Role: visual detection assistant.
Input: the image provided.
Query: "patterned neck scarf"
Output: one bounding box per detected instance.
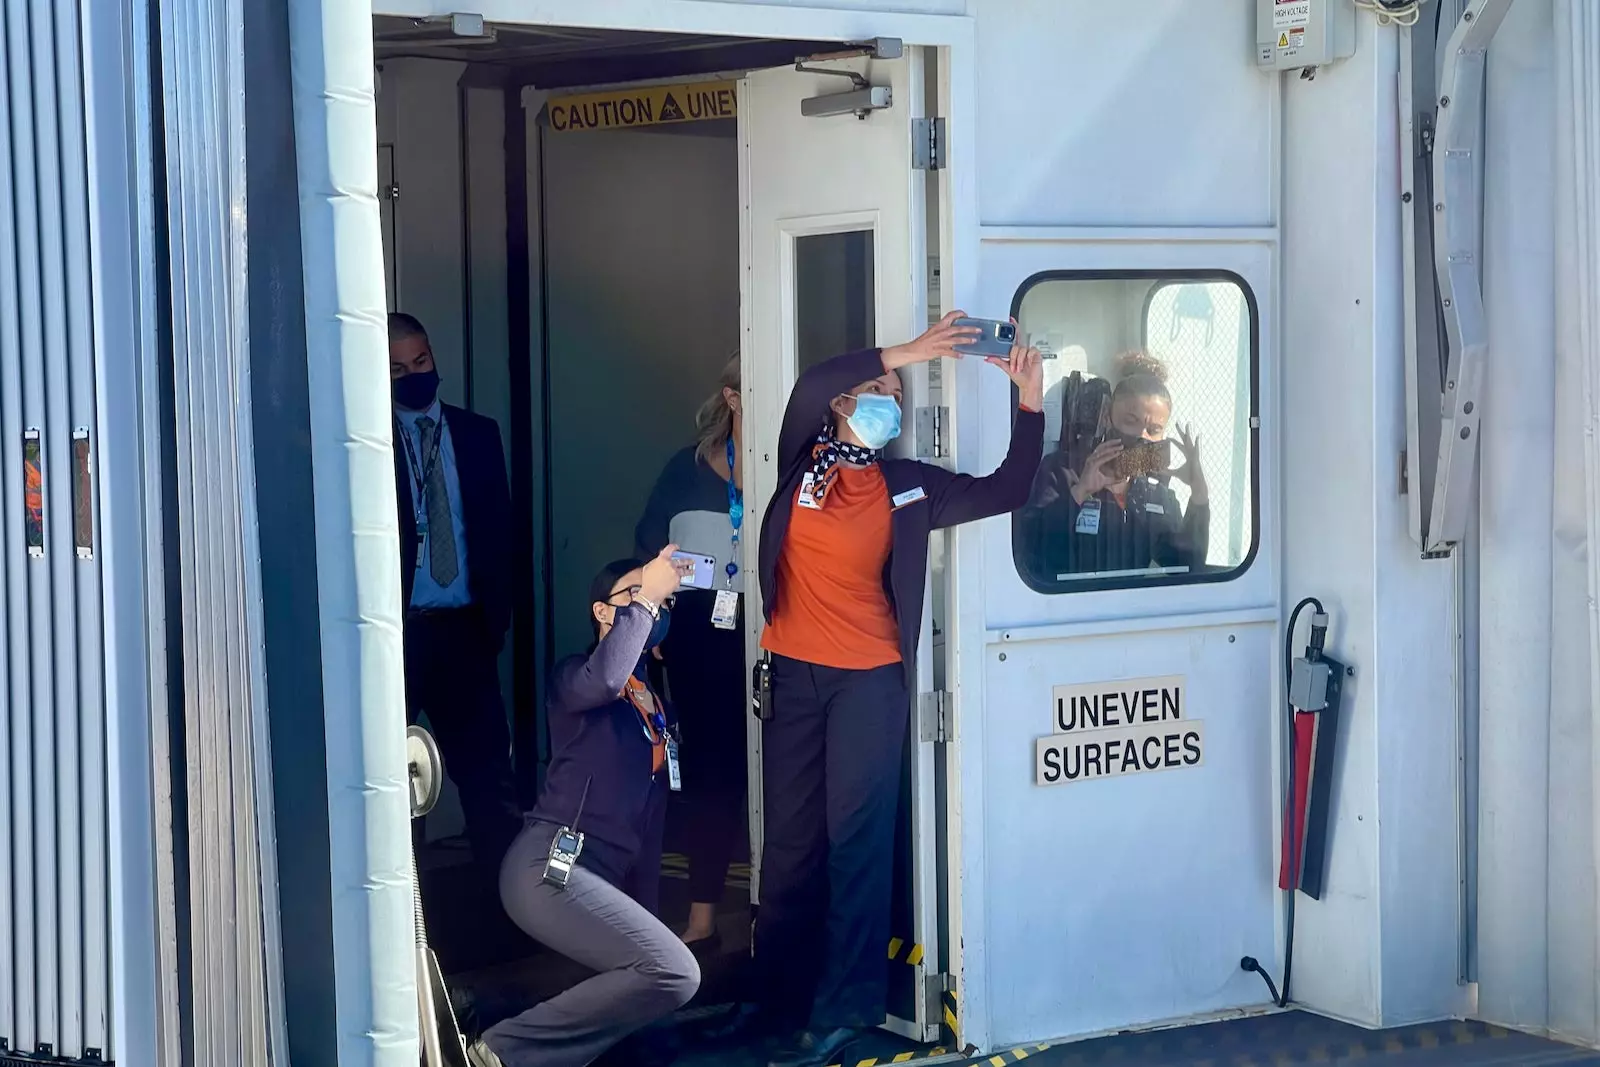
[805,422,882,509]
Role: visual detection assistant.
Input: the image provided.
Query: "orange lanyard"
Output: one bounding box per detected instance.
[624,677,666,774]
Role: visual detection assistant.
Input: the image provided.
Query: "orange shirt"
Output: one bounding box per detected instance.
[761,464,901,670]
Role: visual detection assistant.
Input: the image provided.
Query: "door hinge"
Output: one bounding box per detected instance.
[915,405,949,460]
[919,690,953,743]
[912,116,946,171]
[1399,449,1409,495]
[923,971,955,1021]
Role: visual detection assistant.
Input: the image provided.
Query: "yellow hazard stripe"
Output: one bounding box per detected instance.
[885,936,925,966]
[822,1048,947,1067]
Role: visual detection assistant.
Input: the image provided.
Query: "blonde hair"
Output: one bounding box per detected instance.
[694,353,742,464]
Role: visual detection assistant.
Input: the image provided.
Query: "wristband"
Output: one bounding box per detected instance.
[631,594,660,619]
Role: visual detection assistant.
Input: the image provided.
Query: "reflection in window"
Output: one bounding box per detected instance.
[794,229,875,372]
[1011,274,1256,594]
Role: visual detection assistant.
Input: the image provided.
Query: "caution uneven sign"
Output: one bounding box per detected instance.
[549,81,737,133]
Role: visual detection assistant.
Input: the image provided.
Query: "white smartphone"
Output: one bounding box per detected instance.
[671,550,717,590]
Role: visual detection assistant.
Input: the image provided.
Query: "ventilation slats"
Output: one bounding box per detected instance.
[0,1,112,1063]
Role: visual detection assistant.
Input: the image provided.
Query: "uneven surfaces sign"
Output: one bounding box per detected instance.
[1035,675,1204,785]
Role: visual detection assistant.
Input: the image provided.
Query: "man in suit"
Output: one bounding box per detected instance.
[390,312,521,881]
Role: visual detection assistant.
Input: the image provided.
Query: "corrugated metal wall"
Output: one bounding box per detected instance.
[155,0,281,1060]
[0,2,111,1062]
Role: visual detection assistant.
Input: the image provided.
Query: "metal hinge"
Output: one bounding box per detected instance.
[923,971,955,1021]
[919,690,953,743]
[915,405,949,459]
[912,116,945,171]
[1399,449,1409,495]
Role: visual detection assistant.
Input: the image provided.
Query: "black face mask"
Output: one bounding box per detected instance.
[393,369,441,411]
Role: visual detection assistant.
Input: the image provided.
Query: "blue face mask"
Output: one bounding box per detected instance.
[845,393,902,451]
[646,606,672,652]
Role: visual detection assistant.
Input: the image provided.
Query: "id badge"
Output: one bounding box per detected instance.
[797,473,821,510]
[1075,499,1102,536]
[665,738,682,792]
[711,589,739,630]
[414,530,427,569]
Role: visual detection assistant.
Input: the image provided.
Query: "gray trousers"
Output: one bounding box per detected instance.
[483,822,700,1067]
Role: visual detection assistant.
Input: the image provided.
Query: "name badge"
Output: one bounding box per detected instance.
[891,486,927,509]
[414,530,427,569]
[1075,499,1102,536]
[797,473,822,510]
[665,738,682,792]
[711,589,740,631]
[1144,502,1166,515]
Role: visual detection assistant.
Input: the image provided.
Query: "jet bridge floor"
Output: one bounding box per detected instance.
[421,837,1599,1067]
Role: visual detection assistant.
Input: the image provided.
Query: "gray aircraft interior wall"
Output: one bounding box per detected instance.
[378,59,514,842]
[544,120,741,661]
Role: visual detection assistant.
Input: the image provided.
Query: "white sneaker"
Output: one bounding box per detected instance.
[466,1038,505,1067]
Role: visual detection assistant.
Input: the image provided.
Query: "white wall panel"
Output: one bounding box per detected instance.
[973,0,1274,228]
[980,621,1277,1046]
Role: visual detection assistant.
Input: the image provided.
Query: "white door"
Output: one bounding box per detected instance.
[738,48,946,1043]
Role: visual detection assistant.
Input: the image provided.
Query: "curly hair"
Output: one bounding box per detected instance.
[1110,349,1171,407]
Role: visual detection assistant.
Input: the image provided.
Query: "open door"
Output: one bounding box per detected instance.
[738,45,946,1042]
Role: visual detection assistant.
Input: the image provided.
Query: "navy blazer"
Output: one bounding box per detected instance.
[394,403,514,650]
[757,348,1044,691]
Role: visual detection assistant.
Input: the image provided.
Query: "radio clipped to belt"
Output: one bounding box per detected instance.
[751,652,774,721]
[544,778,589,890]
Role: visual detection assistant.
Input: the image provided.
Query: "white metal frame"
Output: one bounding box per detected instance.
[744,207,884,905]
[370,0,980,1045]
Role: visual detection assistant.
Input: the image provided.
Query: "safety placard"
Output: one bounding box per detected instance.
[1273,0,1311,29]
[1034,675,1203,785]
[549,81,737,133]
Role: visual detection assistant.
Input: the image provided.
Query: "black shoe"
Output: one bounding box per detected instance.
[699,1002,784,1043]
[767,1027,862,1067]
[685,930,723,960]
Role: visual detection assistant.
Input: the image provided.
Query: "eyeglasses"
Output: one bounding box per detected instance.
[606,586,674,609]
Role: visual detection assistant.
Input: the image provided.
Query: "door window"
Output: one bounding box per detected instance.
[1010,271,1259,594]
[794,229,875,371]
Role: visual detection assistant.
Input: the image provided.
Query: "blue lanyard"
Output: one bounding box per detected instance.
[726,436,743,584]
[627,678,669,743]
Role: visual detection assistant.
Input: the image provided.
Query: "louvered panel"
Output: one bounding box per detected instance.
[156,0,275,1061]
[0,1,110,1064]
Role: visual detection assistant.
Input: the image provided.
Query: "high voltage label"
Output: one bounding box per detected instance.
[549,81,737,132]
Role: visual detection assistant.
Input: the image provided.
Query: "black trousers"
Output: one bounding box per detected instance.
[661,608,747,905]
[404,607,522,879]
[755,655,907,1031]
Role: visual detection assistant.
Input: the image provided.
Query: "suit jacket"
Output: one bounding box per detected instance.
[395,403,514,650]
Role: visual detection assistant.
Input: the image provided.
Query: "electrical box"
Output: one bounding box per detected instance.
[1255,0,1357,72]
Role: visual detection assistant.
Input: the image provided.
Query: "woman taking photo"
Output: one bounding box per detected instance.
[636,355,748,951]
[753,312,1044,1067]
[1017,350,1209,579]
[471,547,699,1067]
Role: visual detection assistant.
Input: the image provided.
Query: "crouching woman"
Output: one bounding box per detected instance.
[472,547,700,1067]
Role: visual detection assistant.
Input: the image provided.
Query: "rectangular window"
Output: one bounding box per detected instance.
[1011,271,1258,594]
[794,229,875,372]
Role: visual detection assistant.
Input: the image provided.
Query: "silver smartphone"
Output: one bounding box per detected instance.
[671,550,717,590]
[952,317,1018,358]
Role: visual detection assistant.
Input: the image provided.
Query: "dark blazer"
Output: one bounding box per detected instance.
[1017,453,1210,582]
[530,604,674,907]
[757,348,1044,691]
[394,403,514,650]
